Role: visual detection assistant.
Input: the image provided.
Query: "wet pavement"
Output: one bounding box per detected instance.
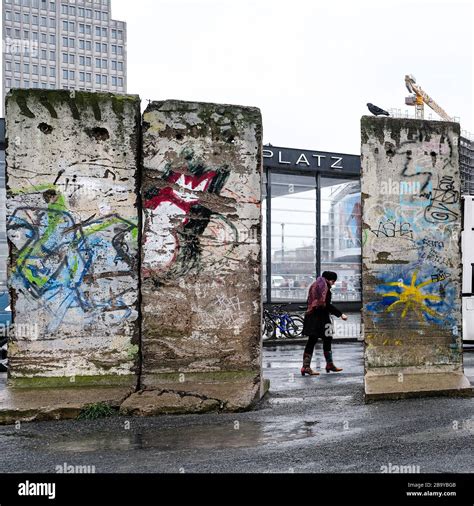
[1,343,473,473]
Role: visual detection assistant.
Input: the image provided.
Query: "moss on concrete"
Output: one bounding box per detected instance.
[8,374,137,389]
[142,370,260,383]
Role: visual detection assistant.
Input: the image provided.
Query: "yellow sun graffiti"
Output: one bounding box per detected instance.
[382,270,442,320]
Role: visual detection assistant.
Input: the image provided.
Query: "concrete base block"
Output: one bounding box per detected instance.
[0,375,134,425]
[122,373,268,415]
[365,372,473,401]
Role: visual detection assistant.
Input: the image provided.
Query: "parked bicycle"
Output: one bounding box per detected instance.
[262,305,304,340]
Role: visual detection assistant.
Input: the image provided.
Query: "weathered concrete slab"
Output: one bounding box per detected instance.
[361,117,471,399]
[0,374,133,425]
[140,100,263,412]
[6,90,141,387]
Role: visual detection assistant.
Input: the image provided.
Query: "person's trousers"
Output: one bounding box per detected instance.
[304,333,332,355]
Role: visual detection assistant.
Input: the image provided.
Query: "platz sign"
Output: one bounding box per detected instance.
[263,146,360,174]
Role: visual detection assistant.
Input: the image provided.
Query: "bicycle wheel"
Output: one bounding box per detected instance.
[283,315,305,338]
[262,316,276,340]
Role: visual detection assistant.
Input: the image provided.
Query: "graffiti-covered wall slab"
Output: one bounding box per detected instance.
[136,100,263,412]
[6,90,140,386]
[361,117,471,399]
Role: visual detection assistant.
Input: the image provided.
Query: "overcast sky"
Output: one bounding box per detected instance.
[110,0,473,155]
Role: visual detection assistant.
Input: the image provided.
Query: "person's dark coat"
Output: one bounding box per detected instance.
[303,281,342,337]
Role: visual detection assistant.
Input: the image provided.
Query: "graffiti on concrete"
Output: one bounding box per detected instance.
[143,148,238,279]
[8,184,138,333]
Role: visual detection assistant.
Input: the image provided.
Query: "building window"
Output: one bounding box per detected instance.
[69,21,75,31]
[79,23,85,33]
[14,11,21,22]
[112,76,117,86]
[111,44,117,54]
[62,37,68,47]
[41,33,47,43]
[85,24,91,35]
[85,9,92,18]
[24,80,30,88]
[117,30,123,40]
[41,65,46,76]
[62,20,68,31]
[69,5,75,15]
[95,26,101,37]
[95,42,101,52]
[41,49,47,59]
[50,66,55,77]
[41,16,47,26]
[24,63,30,73]
[86,56,91,66]
[79,72,85,81]
[49,17,55,27]
[23,13,30,22]
[118,77,123,87]
[69,70,75,79]
[78,7,84,17]
[102,75,107,85]
[63,69,68,79]
[79,55,85,65]
[94,10,101,20]
[111,60,117,70]
[49,50,55,60]
[69,37,75,48]
[32,64,38,74]
[101,27,107,37]
[32,31,39,41]
[61,5,67,15]
[86,41,91,50]
[102,11,108,21]
[112,29,117,39]
[50,34,55,44]
[118,62,123,72]
[62,53,68,63]
[95,58,101,68]
[86,73,91,82]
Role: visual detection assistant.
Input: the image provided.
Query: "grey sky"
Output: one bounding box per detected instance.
[112,0,473,155]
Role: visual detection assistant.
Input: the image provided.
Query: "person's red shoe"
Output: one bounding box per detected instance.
[325,363,343,373]
[301,367,320,376]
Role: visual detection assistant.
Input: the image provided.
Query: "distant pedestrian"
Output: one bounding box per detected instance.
[301,271,348,376]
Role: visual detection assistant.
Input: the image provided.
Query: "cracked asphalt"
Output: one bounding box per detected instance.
[1,343,473,473]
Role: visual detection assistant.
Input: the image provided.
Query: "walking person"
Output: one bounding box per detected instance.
[301,271,348,376]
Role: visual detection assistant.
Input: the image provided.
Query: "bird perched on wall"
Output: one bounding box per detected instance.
[367,103,390,116]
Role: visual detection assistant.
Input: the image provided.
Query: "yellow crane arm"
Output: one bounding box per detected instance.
[405,75,453,121]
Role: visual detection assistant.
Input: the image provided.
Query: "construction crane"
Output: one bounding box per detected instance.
[404,74,453,121]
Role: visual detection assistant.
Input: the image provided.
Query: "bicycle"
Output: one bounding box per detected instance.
[262,305,304,340]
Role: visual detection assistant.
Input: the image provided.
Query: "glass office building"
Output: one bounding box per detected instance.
[262,145,361,310]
